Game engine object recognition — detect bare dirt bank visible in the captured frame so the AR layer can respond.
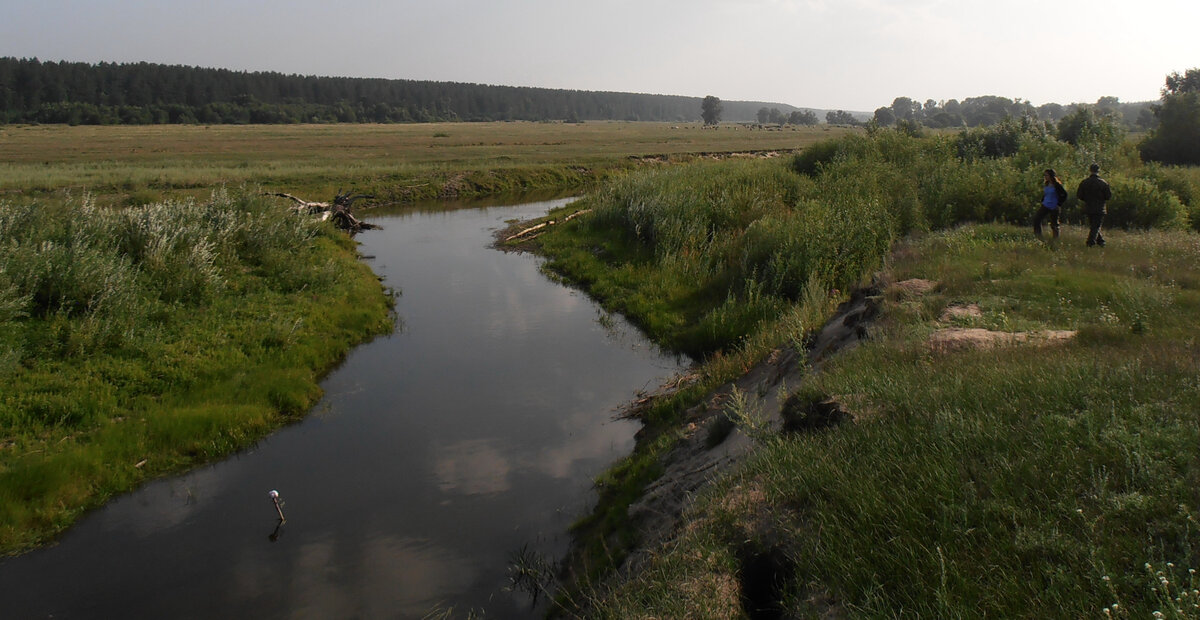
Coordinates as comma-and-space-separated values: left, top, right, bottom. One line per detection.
610, 278, 886, 579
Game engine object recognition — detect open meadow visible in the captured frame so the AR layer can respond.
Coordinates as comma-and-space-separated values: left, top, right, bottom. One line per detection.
0, 121, 850, 207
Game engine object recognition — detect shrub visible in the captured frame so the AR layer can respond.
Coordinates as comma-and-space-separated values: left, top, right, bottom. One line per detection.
590, 160, 804, 259
1103, 175, 1190, 231
956, 116, 1053, 160
791, 134, 871, 176
1138, 165, 1200, 231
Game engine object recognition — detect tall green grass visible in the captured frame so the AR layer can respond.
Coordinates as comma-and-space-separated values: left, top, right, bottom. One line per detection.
542, 159, 892, 357
0, 190, 391, 554
580, 225, 1200, 617
537, 126, 1200, 616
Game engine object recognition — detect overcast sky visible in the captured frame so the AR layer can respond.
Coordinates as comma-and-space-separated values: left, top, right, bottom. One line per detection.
2, 0, 1196, 111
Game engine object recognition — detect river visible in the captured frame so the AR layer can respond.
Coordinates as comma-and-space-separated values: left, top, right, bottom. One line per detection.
0, 197, 686, 619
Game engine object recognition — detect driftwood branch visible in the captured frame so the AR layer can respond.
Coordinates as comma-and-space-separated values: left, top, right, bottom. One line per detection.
264, 190, 379, 232
503, 209, 592, 242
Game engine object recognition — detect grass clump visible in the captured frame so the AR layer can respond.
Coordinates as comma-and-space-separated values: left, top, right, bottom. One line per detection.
540, 158, 891, 358
0, 190, 392, 554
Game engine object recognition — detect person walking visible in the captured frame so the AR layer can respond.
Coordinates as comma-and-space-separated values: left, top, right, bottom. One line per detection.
1076, 163, 1113, 247
1033, 168, 1067, 240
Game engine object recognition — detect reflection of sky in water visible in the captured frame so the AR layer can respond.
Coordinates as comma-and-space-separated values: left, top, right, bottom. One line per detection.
435, 439, 513, 495
0, 198, 686, 618
228, 535, 476, 619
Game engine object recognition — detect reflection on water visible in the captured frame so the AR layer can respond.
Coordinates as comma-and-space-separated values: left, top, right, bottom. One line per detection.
434, 439, 512, 495
0, 197, 686, 618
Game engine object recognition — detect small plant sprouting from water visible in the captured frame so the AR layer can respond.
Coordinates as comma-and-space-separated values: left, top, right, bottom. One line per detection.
595, 309, 619, 336
421, 606, 486, 620
507, 543, 557, 609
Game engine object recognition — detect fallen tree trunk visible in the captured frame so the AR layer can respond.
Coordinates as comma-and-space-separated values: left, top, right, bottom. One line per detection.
503, 209, 592, 242
266, 190, 380, 232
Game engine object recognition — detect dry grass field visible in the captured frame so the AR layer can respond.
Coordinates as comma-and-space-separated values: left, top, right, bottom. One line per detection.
0, 121, 853, 206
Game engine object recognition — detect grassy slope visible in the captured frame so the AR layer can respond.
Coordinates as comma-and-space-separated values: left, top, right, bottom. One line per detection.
0, 196, 392, 555
585, 224, 1200, 614
582, 225, 1200, 617
526, 126, 1200, 615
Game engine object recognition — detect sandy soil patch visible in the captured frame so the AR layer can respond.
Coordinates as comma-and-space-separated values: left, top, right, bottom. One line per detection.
929, 327, 1077, 352
891, 278, 936, 297
939, 303, 983, 322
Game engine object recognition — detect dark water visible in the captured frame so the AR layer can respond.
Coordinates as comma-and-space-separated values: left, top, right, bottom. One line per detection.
0, 198, 685, 619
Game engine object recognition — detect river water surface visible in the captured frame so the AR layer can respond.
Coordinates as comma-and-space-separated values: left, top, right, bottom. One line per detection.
0, 197, 685, 618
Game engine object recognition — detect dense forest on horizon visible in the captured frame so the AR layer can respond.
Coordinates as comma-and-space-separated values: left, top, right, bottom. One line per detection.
0, 57, 809, 125
0, 57, 1156, 130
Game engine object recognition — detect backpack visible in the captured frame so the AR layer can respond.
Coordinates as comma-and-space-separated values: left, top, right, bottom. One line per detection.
1054, 183, 1068, 207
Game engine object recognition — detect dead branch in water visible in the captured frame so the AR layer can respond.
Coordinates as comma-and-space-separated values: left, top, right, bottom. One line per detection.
265, 190, 379, 232
503, 209, 592, 242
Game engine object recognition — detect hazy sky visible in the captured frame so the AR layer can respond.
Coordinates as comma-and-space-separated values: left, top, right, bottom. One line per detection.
2, 0, 1197, 111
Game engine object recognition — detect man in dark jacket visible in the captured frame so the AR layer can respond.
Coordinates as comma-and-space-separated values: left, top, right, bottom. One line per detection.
1076, 163, 1113, 247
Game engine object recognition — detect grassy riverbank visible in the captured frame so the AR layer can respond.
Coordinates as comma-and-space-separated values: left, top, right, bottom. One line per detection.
583, 225, 1200, 617
0, 120, 857, 554
532, 126, 1200, 615
0, 191, 392, 554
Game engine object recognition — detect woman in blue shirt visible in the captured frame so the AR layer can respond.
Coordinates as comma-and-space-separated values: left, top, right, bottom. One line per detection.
1033, 168, 1067, 240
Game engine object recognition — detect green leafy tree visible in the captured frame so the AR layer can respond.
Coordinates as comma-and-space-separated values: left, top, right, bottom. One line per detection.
873, 107, 896, 126
1056, 106, 1124, 148
1135, 107, 1157, 131
1140, 68, 1200, 165
756, 106, 770, 124
826, 110, 859, 125
1037, 102, 1065, 121
701, 95, 722, 125
891, 96, 919, 121
1164, 68, 1200, 95
786, 110, 816, 125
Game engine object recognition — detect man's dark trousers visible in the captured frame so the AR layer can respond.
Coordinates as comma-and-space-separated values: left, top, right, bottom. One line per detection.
1087, 212, 1105, 247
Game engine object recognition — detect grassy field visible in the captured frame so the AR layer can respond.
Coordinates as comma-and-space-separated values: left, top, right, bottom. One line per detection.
0, 122, 849, 207
582, 224, 1200, 617
527, 126, 1200, 616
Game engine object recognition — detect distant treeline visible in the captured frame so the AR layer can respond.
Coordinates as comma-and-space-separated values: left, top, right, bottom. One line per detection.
0, 57, 801, 125
870, 95, 1155, 131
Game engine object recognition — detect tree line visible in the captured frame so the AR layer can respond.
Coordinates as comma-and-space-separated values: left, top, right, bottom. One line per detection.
0, 57, 793, 125
4, 57, 1195, 165
863, 70, 1198, 166
870, 95, 1155, 131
